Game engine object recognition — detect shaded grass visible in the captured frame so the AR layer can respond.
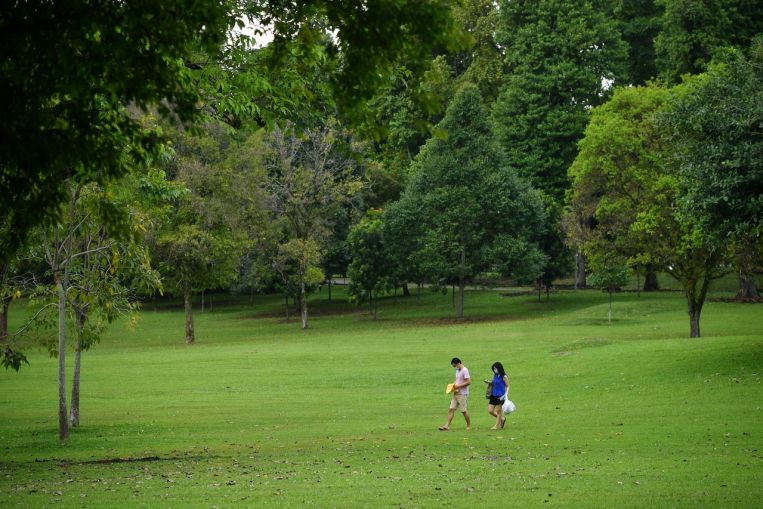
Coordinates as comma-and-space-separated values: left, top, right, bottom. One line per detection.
1, 287, 761, 507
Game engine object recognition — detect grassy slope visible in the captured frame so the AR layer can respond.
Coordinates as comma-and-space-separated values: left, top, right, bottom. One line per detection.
0, 285, 761, 508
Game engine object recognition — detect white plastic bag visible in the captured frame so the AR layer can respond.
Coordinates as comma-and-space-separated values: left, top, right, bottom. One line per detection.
502, 398, 516, 414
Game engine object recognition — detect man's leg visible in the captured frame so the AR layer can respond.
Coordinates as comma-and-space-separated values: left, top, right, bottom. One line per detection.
440, 408, 456, 430
462, 411, 471, 431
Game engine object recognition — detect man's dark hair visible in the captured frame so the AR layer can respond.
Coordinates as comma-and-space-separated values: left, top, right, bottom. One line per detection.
451, 357, 461, 365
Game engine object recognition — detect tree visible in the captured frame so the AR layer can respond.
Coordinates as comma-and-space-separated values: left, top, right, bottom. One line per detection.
658, 41, 763, 300
565, 84, 670, 291
654, 0, 763, 84
154, 122, 255, 343
493, 0, 630, 289
567, 82, 739, 337
587, 253, 632, 324
394, 84, 546, 318
0, 0, 232, 258
450, 0, 504, 103
347, 210, 394, 318
29, 177, 160, 439
264, 122, 363, 329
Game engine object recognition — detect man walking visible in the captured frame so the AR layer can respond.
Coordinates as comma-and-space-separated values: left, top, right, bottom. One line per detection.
439, 357, 471, 431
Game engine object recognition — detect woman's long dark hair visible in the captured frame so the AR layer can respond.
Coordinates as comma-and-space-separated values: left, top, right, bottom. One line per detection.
491, 362, 506, 376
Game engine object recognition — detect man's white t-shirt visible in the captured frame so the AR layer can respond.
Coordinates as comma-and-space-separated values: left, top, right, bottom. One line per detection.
455, 366, 470, 395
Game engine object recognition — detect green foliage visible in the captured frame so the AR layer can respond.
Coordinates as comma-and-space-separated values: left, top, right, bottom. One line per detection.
654, 0, 763, 84
153, 121, 256, 322
0, 0, 232, 256
588, 253, 631, 291
611, 0, 661, 84
658, 40, 763, 240
567, 84, 670, 270
493, 0, 630, 201
346, 210, 394, 314
388, 85, 546, 315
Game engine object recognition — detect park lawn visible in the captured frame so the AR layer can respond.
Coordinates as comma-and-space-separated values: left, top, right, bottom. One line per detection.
0, 287, 761, 508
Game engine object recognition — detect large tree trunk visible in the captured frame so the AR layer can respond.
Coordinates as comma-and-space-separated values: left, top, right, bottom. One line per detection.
54, 270, 69, 440
300, 280, 308, 329
736, 272, 760, 301
184, 282, 195, 344
574, 252, 587, 289
643, 265, 660, 291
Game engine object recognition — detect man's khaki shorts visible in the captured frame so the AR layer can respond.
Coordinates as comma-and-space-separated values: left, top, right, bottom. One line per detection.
449, 394, 468, 412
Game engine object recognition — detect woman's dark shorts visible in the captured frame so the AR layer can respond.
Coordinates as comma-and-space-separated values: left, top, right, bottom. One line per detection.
488, 396, 504, 406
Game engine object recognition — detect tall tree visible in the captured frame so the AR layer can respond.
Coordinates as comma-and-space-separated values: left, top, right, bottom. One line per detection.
347, 210, 394, 318
493, 0, 629, 288
264, 122, 363, 329
153, 122, 255, 343
494, 0, 629, 200
659, 40, 763, 300
392, 85, 546, 318
567, 80, 750, 337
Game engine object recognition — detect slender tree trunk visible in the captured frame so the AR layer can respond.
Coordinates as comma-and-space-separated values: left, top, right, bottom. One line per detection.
608, 290, 613, 324
328, 278, 332, 301
456, 243, 466, 318
70, 339, 81, 427
574, 252, 587, 289
537, 279, 541, 302
402, 284, 410, 297
643, 265, 660, 292
300, 280, 308, 329
0, 298, 9, 342
69, 308, 86, 427
685, 276, 711, 338
184, 282, 195, 344
54, 270, 69, 440
0, 260, 10, 341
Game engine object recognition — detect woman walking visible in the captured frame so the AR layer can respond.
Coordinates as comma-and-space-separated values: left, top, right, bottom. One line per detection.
485, 361, 509, 429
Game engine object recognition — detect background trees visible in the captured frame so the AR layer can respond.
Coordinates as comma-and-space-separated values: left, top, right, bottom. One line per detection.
263, 122, 363, 329
389, 85, 546, 318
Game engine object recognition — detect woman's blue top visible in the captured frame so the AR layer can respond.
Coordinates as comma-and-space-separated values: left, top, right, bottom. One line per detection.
491, 373, 507, 397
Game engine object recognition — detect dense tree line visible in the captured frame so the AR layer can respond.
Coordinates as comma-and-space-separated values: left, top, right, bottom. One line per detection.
1, 1, 762, 439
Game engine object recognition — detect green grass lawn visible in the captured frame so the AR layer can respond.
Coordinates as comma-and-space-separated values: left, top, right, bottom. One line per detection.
1, 285, 761, 508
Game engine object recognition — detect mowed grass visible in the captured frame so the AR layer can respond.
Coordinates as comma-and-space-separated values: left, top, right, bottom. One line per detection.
1, 284, 761, 508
